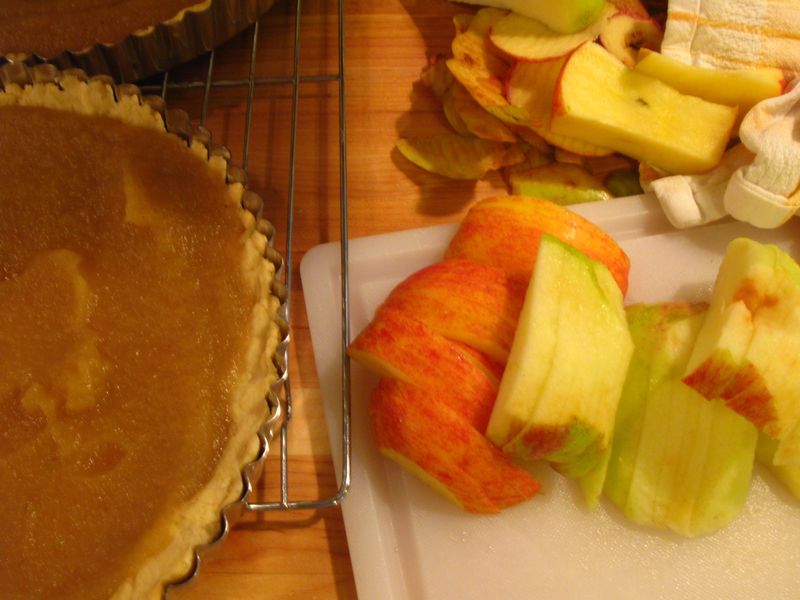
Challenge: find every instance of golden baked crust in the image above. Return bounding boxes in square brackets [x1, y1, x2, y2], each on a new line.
[0, 0, 276, 81]
[0, 69, 283, 599]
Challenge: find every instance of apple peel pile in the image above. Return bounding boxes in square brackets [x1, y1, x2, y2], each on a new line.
[349, 196, 800, 537]
[397, 0, 787, 205]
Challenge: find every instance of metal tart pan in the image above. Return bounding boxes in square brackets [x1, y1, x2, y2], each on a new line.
[0, 62, 289, 598]
[0, 0, 275, 83]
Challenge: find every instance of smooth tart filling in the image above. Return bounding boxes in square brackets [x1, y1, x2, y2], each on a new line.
[0, 0, 205, 57]
[0, 80, 279, 600]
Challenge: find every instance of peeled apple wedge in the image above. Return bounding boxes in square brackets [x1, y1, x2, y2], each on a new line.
[682, 238, 800, 465]
[634, 48, 785, 121]
[550, 41, 738, 174]
[486, 234, 633, 477]
[605, 303, 757, 537]
[451, 0, 608, 34]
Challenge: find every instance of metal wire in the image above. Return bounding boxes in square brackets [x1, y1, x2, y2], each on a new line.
[152, 0, 350, 512]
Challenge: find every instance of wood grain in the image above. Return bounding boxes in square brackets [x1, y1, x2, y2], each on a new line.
[162, 0, 494, 597]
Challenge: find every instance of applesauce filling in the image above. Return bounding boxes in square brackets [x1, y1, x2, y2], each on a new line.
[0, 0, 201, 56]
[0, 105, 252, 600]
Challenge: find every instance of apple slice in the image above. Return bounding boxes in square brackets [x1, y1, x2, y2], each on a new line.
[451, 7, 511, 79]
[370, 378, 540, 513]
[682, 238, 800, 465]
[420, 57, 455, 101]
[489, 4, 614, 61]
[599, 11, 663, 68]
[756, 434, 800, 500]
[445, 195, 630, 294]
[349, 308, 500, 430]
[376, 258, 527, 364]
[506, 56, 614, 157]
[447, 58, 531, 127]
[634, 48, 785, 121]
[508, 162, 612, 204]
[451, 0, 608, 34]
[605, 303, 757, 537]
[396, 133, 524, 180]
[550, 41, 738, 174]
[486, 234, 633, 476]
[442, 82, 518, 142]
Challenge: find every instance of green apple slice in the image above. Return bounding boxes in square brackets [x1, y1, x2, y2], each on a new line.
[486, 233, 633, 477]
[606, 303, 757, 537]
[508, 162, 612, 205]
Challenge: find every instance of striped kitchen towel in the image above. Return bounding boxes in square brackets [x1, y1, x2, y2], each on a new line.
[661, 0, 800, 79]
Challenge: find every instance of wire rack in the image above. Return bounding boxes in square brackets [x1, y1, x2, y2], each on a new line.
[142, 0, 351, 512]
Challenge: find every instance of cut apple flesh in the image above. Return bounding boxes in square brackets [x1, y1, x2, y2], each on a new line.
[634, 48, 785, 122]
[756, 433, 800, 500]
[370, 378, 540, 514]
[506, 56, 614, 157]
[486, 234, 633, 476]
[682, 238, 800, 465]
[606, 303, 757, 537]
[550, 41, 738, 174]
[445, 195, 630, 294]
[376, 258, 526, 364]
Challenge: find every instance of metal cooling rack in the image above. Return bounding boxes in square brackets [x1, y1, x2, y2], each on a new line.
[145, 0, 351, 512]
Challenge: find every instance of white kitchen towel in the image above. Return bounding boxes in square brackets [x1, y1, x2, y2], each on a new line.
[724, 78, 800, 227]
[661, 0, 800, 79]
[652, 144, 754, 229]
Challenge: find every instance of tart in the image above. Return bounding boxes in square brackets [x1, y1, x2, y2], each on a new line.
[0, 64, 284, 599]
[0, 0, 276, 82]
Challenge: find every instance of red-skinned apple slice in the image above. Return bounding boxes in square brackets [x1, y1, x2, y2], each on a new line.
[489, 4, 614, 62]
[376, 258, 527, 364]
[445, 196, 630, 294]
[349, 307, 500, 430]
[599, 11, 663, 68]
[370, 378, 540, 514]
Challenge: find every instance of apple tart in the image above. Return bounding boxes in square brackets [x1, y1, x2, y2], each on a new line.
[0, 63, 285, 599]
[0, 0, 276, 82]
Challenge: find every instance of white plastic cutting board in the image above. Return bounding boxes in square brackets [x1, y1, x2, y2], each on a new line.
[300, 195, 800, 600]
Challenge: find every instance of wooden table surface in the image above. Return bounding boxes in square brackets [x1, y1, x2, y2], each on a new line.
[158, 0, 504, 598]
